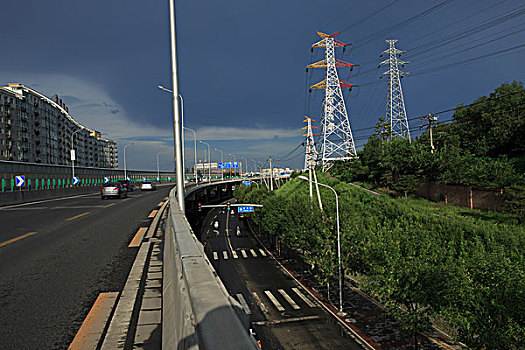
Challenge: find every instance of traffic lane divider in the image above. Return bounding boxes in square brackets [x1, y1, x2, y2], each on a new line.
[68, 292, 119, 350]
[0, 231, 37, 248]
[66, 212, 90, 221]
[129, 228, 148, 248]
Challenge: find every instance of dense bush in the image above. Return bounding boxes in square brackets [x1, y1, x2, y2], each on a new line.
[235, 174, 525, 348]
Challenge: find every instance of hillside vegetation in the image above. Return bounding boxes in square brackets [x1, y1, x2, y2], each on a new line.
[235, 174, 525, 349]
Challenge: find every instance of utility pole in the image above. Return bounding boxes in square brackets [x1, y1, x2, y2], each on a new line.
[380, 39, 411, 140]
[420, 114, 438, 153]
[308, 31, 357, 171]
[269, 157, 274, 191]
[302, 116, 323, 211]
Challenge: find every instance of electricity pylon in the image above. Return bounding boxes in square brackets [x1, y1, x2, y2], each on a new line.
[308, 31, 357, 171]
[380, 39, 411, 139]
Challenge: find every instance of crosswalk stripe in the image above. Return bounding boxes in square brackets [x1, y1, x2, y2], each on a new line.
[264, 290, 285, 312]
[250, 249, 258, 257]
[236, 293, 252, 315]
[258, 248, 267, 257]
[241, 250, 248, 258]
[232, 250, 238, 259]
[223, 251, 228, 260]
[213, 252, 218, 260]
[292, 287, 316, 307]
[278, 289, 300, 310]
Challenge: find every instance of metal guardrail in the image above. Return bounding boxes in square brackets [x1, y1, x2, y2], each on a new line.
[163, 186, 258, 349]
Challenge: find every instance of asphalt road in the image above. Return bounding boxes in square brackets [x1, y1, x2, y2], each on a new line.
[198, 206, 362, 350]
[0, 185, 173, 349]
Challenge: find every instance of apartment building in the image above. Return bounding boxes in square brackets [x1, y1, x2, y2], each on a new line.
[0, 83, 117, 168]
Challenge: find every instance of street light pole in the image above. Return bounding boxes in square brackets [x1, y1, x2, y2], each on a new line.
[298, 175, 345, 315]
[123, 143, 134, 180]
[214, 148, 224, 181]
[156, 151, 163, 181]
[71, 128, 83, 181]
[199, 140, 211, 182]
[228, 153, 236, 178]
[167, 0, 185, 212]
[184, 127, 198, 184]
[241, 156, 248, 178]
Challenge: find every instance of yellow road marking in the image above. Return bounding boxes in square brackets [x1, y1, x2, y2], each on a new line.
[148, 210, 158, 218]
[164, 197, 168, 200]
[102, 203, 116, 208]
[68, 292, 119, 350]
[157, 201, 164, 207]
[0, 231, 37, 248]
[66, 212, 90, 221]
[129, 227, 147, 248]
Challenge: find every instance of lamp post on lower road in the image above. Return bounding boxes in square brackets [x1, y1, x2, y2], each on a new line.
[298, 175, 345, 315]
[71, 128, 83, 181]
[240, 156, 249, 177]
[199, 140, 211, 182]
[214, 148, 224, 181]
[123, 143, 134, 180]
[228, 153, 236, 178]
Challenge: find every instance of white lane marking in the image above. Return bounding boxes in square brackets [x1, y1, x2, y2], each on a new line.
[213, 215, 217, 220]
[232, 250, 238, 259]
[250, 249, 258, 258]
[236, 293, 252, 315]
[241, 250, 248, 258]
[213, 252, 218, 260]
[223, 251, 228, 260]
[279, 289, 300, 310]
[258, 248, 267, 257]
[292, 287, 316, 307]
[264, 290, 285, 312]
[0, 193, 96, 209]
[252, 291, 268, 314]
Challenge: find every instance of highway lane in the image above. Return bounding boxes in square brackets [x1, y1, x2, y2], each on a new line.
[0, 185, 173, 349]
[199, 206, 362, 350]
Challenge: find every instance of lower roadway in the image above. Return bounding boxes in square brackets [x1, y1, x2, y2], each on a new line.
[198, 205, 363, 350]
[0, 185, 173, 349]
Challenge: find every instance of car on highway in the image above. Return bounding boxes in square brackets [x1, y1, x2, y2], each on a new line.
[117, 179, 134, 192]
[101, 182, 128, 199]
[141, 181, 156, 191]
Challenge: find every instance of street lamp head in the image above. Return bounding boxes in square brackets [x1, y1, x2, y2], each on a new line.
[297, 175, 309, 181]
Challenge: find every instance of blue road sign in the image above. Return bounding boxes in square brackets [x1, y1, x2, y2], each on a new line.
[242, 180, 251, 186]
[232, 161, 239, 168]
[143, 177, 146, 181]
[218, 162, 224, 169]
[15, 175, 25, 187]
[225, 162, 232, 169]
[238, 206, 254, 213]
[104, 177, 110, 183]
[73, 177, 80, 185]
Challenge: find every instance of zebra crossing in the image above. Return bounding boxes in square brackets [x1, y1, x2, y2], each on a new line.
[212, 248, 267, 260]
[234, 288, 317, 314]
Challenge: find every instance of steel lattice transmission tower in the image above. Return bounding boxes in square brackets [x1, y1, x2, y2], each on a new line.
[302, 116, 318, 171]
[308, 31, 357, 171]
[380, 39, 411, 139]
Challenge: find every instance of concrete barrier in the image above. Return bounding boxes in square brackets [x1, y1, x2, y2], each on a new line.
[163, 187, 258, 349]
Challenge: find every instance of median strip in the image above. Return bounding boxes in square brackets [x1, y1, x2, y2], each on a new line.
[129, 228, 148, 248]
[68, 292, 118, 350]
[66, 212, 90, 221]
[0, 231, 37, 248]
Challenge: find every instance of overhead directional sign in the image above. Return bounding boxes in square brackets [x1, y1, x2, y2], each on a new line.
[104, 177, 110, 183]
[15, 175, 25, 187]
[218, 162, 224, 169]
[73, 177, 80, 185]
[242, 180, 251, 186]
[232, 161, 239, 168]
[224, 162, 231, 169]
[238, 206, 254, 213]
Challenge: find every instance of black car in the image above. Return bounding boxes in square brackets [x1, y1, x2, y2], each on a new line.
[117, 179, 134, 192]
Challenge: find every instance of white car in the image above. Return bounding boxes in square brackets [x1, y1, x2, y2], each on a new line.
[141, 182, 156, 191]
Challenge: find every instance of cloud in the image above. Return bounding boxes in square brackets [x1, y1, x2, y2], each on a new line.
[193, 126, 301, 141]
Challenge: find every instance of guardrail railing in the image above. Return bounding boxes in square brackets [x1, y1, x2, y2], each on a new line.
[163, 186, 258, 349]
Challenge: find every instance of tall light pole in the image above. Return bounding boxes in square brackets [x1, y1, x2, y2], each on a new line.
[240, 156, 249, 177]
[199, 140, 211, 182]
[251, 159, 257, 174]
[184, 127, 198, 184]
[156, 151, 163, 181]
[71, 128, 83, 181]
[214, 148, 224, 181]
[297, 175, 344, 315]
[158, 85, 187, 185]
[167, 0, 184, 212]
[123, 143, 134, 180]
